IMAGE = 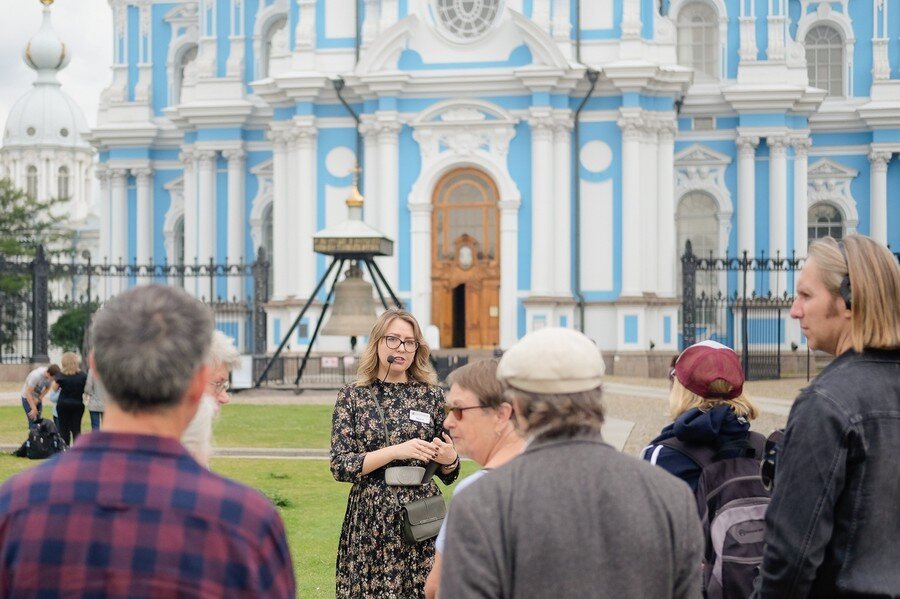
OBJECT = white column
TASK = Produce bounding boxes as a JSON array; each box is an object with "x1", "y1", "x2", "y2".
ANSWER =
[
  {"x1": 657, "y1": 121, "x2": 677, "y2": 297},
  {"x1": 793, "y1": 138, "x2": 810, "y2": 258},
  {"x1": 180, "y1": 149, "x2": 198, "y2": 293},
  {"x1": 640, "y1": 121, "x2": 659, "y2": 294},
  {"x1": 499, "y1": 199, "x2": 521, "y2": 348},
  {"x1": 134, "y1": 168, "x2": 154, "y2": 280},
  {"x1": 409, "y1": 202, "x2": 432, "y2": 329},
  {"x1": 361, "y1": 0, "x2": 379, "y2": 47},
  {"x1": 224, "y1": 148, "x2": 246, "y2": 300},
  {"x1": 270, "y1": 130, "x2": 289, "y2": 300},
  {"x1": 285, "y1": 130, "x2": 301, "y2": 297},
  {"x1": 360, "y1": 117, "x2": 379, "y2": 230},
  {"x1": 618, "y1": 109, "x2": 643, "y2": 297},
  {"x1": 376, "y1": 114, "x2": 401, "y2": 290},
  {"x1": 196, "y1": 150, "x2": 217, "y2": 290},
  {"x1": 293, "y1": 118, "x2": 318, "y2": 298},
  {"x1": 529, "y1": 107, "x2": 555, "y2": 296},
  {"x1": 736, "y1": 135, "x2": 759, "y2": 256},
  {"x1": 869, "y1": 150, "x2": 891, "y2": 245},
  {"x1": 110, "y1": 168, "x2": 128, "y2": 295},
  {"x1": 739, "y1": 0, "x2": 757, "y2": 62},
  {"x1": 552, "y1": 113, "x2": 572, "y2": 296},
  {"x1": 552, "y1": 0, "x2": 571, "y2": 42},
  {"x1": 769, "y1": 136, "x2": 788, "y2": 295},
  {"x1": 96, "y1": 166, "x2": 110, "y2": 264}
]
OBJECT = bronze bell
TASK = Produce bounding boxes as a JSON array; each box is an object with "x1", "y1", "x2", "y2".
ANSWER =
[{"x1": 322, "y1": 263, "x2": 378, "y2": 338}]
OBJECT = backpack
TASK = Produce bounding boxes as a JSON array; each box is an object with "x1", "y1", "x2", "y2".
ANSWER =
[
  {"x1": 25, "y1": 419, "x2": 68, "y2": 460},
  {"x1": 661, "y1": 432, "x2": 769, "y2": 599}
]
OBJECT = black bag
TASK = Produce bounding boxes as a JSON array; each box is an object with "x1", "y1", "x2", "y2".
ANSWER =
[
  {"x1": 662, "y1": 432, "x2": 769, "y2": 599},
  {"x1": 25, "y1": 419, "x2": 68, "y2": 460}
]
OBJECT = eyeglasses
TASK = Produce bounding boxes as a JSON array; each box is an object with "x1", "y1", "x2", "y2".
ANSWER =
[
  {"x1": 208, "y1": 379, "x2": 230, "y2": 394},
  {"x1": 383, "y1": 335, "x2": 420, "y2": 352},
  {"x1": 444, "y1": 405, "x2": 486, "y2": 419}
]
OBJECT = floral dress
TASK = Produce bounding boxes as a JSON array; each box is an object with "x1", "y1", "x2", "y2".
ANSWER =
[{"x1": 331, "y1": 380, "x2": 459, "y2": 598}]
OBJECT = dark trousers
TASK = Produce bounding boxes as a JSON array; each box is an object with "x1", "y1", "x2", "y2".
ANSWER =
[
  {"x1": 57, "y1": 402, "x2": 85, "y2": 446},
  {"x1": 89, "y1": 411, "x2": 103, "y2": 431},
  {"x1": 21, "y1": 397, "x2": 42, "y2": 430}
]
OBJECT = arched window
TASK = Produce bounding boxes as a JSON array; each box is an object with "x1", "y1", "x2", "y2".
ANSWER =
[
  {"x1": 174, "y1": 216, "x2": 186, "y2": 287},
  {"x1": 432, "y1": 168, "x2": 498, "y2": 263},
  {"x1": 677, "y1": 3, "x2": 719, "y2": 79},
  {"x1": 805, "y1": 25, "x2": 843, "y2": 97},
  {"x1": 808, "y1": 203, "x2": 844, "y2": 242},
  {"x1": 677, "y1": 191, "x2": 720, "y2": 291},
  {"x1": 173, "y1": 45, "x2": 198, "y2": 105},
  {"x1": 262, "y1": 203, "x2": 274, "y2": 297},
  {"x1": 261, "y1": 18, "x2": 287, "y2": 79},
  {"x1": 57, "y1": 166, "x2": 69, "y2": 199},
  {"x1": 26, "y1": 165, "x2": 38, "y2": 199}
]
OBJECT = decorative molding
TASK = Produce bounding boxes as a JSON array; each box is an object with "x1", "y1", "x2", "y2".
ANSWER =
[
  {"x1": 674, "y1": 143, "x2": 734, "y2": 244},
  {"x1": 807, "y1": 157, "x2": 859, "y2": 233},
  {"x1": 249, "y1": 159, "x2": 274, "y2": 256},
  {"x1": 412, "y1": 99, "x2": 518, "y2": 165},
  {"x1": 869, "y1": 150, "x2": 892, "y2": 170},
  {"x1": 163, "y1": 175, "x2": 185, "y2": 264}
]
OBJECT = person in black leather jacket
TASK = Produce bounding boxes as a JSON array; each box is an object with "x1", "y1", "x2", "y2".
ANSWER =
[{"x1": 753, "y1": 235, "x2": 900, "y2": 598}]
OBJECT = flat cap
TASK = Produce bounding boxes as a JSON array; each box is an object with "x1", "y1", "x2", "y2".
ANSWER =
[{"x1": 497, "y1": 327, "x2": 605, "y2": 394}]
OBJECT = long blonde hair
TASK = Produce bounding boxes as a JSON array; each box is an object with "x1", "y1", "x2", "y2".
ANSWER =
[
  {"x1": 807, "y1": 235, "x2": 900, "y2": 352},
  {"x1": 355, "y1": 309, "x2": 438, "y2": 386},
  {"x1": 60, "y1": 352, "x2": 80, "y2": 376},
  {"x1": 668, "y1": 378, "x2": 758, "y2": 421}
]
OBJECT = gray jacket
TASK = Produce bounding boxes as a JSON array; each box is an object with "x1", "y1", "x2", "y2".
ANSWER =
[
  {"x1": 754, "y1": 349, "x2": 900, "y2": 598},
  {"x1": 84, "y1": 371, "x2": 105, "y2": 412},
  {"x1": 440, "y1": 433, "x2": 703, "y2": 599}
]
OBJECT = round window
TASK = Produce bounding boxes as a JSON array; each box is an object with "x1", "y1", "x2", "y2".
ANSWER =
[
  {"x1": 26, "y1": 127, "x2": 36, "y2": 136},
  {"x1": 435, "y1": 0, "x2": 500, "y2": 41},
  {"x1": 60, "y1": 128, "x2": 69, "y2": 137}
]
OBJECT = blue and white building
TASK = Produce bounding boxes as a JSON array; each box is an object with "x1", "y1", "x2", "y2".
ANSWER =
[{"x1": 88, "y1": 0, "x2": 900, "y2": 372}]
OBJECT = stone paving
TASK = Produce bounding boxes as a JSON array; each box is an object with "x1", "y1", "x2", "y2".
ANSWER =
[{"x1": 1, "y1": 375, "x2": 802, "y2": 458}]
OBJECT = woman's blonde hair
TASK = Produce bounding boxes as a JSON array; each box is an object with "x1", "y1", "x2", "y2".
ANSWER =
[
  {"x1": 807, "y1": 235, "x2": 900, "y2": 352},
  {"x1": 355, "y1": 309, "x2": 438, "y2": 386},
  {"x1": 60, "y1": 352, "x2": 80, "y2": 376},
  {"x1": 668, "y1": 377, "x2": 757, "y2": 421}
]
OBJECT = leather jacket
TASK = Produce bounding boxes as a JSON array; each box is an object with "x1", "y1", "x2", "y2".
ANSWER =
[{"x1": 753, "y1": 348, "x2": 900, "y2": 598}]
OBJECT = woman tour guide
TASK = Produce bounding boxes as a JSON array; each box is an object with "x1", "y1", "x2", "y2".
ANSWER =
[{"x1": 331, "y1": 308, "x2": 460, "y2": 597}]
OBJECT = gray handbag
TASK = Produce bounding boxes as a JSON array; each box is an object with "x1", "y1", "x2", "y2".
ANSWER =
[{"x1": 372, "y1": 387, "x2": 446, "y2": 544}]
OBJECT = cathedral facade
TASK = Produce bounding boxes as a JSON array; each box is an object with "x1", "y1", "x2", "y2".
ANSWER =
[{"x1": 89, "y1": 0, "x2": 900, "y2": 368}]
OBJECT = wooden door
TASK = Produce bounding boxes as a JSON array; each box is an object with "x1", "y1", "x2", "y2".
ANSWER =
[{"x1": 431, "y1": 169, "x2": 500, "y2": 349}]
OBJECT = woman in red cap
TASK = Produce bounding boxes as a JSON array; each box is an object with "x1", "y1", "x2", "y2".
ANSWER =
[{"x1": 641, "y1": 340, "x2": 759, "y2": 491}]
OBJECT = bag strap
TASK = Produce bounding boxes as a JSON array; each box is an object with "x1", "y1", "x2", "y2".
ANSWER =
[
  {"x1": 660, "y1": 430, "x2": 767, "y2": 470},
  {"x1": 370, "y1": 383, "x2": 405, "y2": 510}
]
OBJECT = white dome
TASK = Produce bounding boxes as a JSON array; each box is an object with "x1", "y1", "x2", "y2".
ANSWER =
[{"x1": 2, "y1": 2, "x2": 90, "y2": 151}]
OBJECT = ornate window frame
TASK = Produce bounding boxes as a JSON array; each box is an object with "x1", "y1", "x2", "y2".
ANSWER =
[
  {"x1": 164, "y1": 3, "x2": 199, "y2": 106},
  {"x1": 796, "y1": 2, "x2": 854, "y2": 98},
  {"x1": 806, "y1": 157, "x2": 858, "y2": 234},
  {"x1": 163, "y1": 175, "x2": 185, "y2": 264},
  {"x1": 669, "y1": 0, "x2": 728, "y2": 80},
  {"x1": 674, "y1": 143, "x2": 734, "y2": 256},
  {"x1": 248, "y1": 158, "x2": 274, "y2": 256},
  {"x1": 252, "y1": 0, "x2": 288, "y2": 80}
]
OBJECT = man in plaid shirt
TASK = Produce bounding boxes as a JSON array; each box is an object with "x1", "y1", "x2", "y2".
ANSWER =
[{"x1": 0, "y1": 285, "x2": 295, "y2": 598}]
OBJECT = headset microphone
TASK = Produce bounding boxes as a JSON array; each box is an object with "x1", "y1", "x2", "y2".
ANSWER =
[
  {"x1": 387, "y1": 355, "x2": 396, "y2": 364},
  {"x1": 382, "y1": 355, "x2": 396, "y2": 384}
]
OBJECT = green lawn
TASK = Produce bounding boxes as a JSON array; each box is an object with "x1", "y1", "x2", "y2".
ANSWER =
[{"x1": 0, "y1": 434, "x2": 480, "y2": 598}]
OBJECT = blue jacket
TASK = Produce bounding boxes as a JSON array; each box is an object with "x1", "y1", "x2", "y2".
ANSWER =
[
  {"x1": 641, "y1": 404, "x2": 753, "y2": 491},
  {"x1": 753, "y1": 349, "x2": 900, "y2": 598}
]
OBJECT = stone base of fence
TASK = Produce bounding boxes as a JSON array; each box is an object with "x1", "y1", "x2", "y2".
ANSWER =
[
  {"x1": 0, "y1": 363, "x2": 44, "y2": 384},
  {"x1": 605, "y1": 352, "x2": 679, "y2": 379}
]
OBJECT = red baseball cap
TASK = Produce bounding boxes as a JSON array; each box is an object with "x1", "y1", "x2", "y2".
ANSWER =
[{"x1": 673, "y1": 340, "x2": 744, "y2": 400}]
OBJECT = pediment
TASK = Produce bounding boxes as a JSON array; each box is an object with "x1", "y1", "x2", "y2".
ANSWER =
[
  {"x1": 674, "y1": 144, "x2": 732, "y2": 167},
  {"x1": 164, "y1": 2, "x2": 199, "y2": 26},
  {"x1": 807, "y1": 158, "x2": 858, "y2": 181},
  {"x1": 413, "y1": 99, "x2": 516, "y2": 127}
]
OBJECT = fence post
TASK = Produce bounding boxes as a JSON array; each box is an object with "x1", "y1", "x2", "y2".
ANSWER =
[
  {"x1": 681, "y1": 240, "x2": 696, "y2": 348},
  {"x1": 741, "y1": 250, "x2": 750, "y2": 377},
  {"x1": 31, "y1": 245, "x2": 50, "y2": 363},
  {"x1": 252, "y1": 247, "x2": 269, "y2": 355}
]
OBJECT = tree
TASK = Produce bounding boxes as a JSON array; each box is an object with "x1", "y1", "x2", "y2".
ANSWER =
[{"x1": 49, "y1": 305, "x2": 94, "y2": 352}]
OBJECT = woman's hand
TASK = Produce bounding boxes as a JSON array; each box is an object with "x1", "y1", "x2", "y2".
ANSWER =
[
  {"x1": 393, "y1": 438, "x2": 439, "y2": 462},
  {"x1": 432, "y1": 432, "x2": 458, "y2": 466}
]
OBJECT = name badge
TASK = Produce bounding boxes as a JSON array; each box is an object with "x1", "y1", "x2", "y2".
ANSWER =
[{"x1": 410, "y1": 410, "x2": 431, "y2": 424}]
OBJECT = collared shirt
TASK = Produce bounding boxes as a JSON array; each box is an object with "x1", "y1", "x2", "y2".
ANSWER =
[{"x1": 0, "y1": 432, "x2": 296, "y2": 598}]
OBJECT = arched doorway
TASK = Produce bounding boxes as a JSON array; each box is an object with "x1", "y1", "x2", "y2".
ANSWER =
[{"x1": 432, "y1": 168, "x2": 500, "y2": 348}]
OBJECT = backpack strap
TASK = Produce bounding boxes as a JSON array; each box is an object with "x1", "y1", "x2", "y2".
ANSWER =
[{"x1": 659, "y1": 430, "x2": 767, "y2": 470}]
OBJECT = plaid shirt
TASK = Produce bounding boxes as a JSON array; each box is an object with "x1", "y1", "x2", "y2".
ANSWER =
[{"x1": 0, "y1": 432, "x2": 295, "y2": 598}]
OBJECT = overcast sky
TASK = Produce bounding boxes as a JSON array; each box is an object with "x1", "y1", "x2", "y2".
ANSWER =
[{"x1": 0, "y1": 0, "x2": 112, "y2": 133}]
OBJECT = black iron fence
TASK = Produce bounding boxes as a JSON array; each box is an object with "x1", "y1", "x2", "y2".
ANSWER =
[
  {"x1": 0, "y1": 246, "x2": 269, "y2": 364},
  {"x1": 681, "y1": 241, "x2": 802, "y2": 380}
]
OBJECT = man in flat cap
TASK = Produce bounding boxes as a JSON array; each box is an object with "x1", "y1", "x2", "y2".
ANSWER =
[{"x1": 440, "y1": 327, "x2": 703, "y2": 598}]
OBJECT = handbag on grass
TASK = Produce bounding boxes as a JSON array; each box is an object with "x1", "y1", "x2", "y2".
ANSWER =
[{"x1": 372, "y1": 386, "x2": 446, "y2": 544}]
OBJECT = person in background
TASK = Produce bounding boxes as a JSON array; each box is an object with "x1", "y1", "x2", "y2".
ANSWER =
[
  {"x1": 331, "y1": 308, "x2": 460, "y2": 598},
  {"x1": 0, "y1": 284, "x2": 295, "y2": 597},
  {"x1": 641, "y1": 340, "x2": 759, "y2": 491},
  {"x1": 440, "y1": 327, "x2": 703, "y2": 599},
  {"x1": 52, "y1": 352, "x2": 88, "y2": 446},
  {"x1": 84, "y1": 368, "x2": 106, "y2": 431},
  {"x1": 753, "y1": 235, "x2": 900, "y2": 598},
  {"x1": 181, "y1": 330, "x2": 240, "y2": 467},
  {"x1": 20, "y1": 364, "x2": 59, "y2": 430},
  {"x1": 424, "y1": 359, "x2": 524, "y2": 599}
]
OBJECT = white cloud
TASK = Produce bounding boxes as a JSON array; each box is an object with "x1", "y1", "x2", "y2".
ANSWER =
[{"x1": 0, "y1": 0, "x2": 112, "y2": 133}]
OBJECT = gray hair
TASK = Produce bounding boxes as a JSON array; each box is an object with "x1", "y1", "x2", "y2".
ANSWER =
[
  {"x1": 208, "y1": 330, "x2": 241, "y2": 370},
  {"x1": 91, "y1": 285, "x2": 213, "y2": 413},
  {"x1": 504, "y1": 386, "x2": 605, "y2": 440}
]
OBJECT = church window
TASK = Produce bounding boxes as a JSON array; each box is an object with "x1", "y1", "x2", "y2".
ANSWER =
[
  {"x1": 262, "y1": 17, "x2": 287, "y2": 79},
  {"x1": 435, "y1": 0, "x2": 500, "y2": 40},
  {"x1": 26, "y1": 166, "x2": 38, "y2": 199},
  {"x1": 173, "y1": 45, "x2": 198, "y2": 105},
  {"x1": 174, "y1": 216, "x2": 186, "y2": 287},
  {"x1": 57, "y1": 166, "x2": 69, "y2": 199},
  {"x1": 808, "y1": 203, "x2": 844, "y2": 242},
  {"x1": 805, "y1": 25, "x2": 843, "y2": 97},
  {"x1": 677, "y1": 3, "x2": 719, "y2": 79},
  {"x1": 433, "y1": 168, "x2": 498, "y2": 261}
]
